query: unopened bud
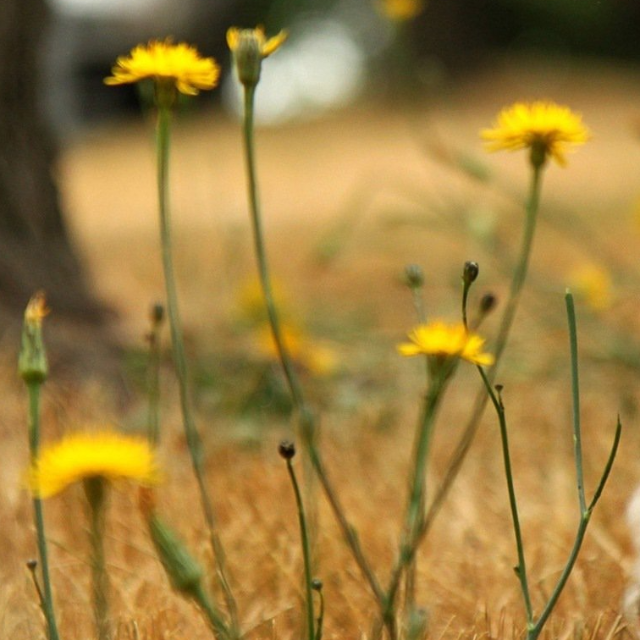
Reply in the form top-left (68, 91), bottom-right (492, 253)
top-left (278, 440), bottom-right (296, 460)
top-left (404, 264), bottom-right (424, 289)
top-left (479, 292), bottom-right (497, 315)
top-left (462, 261), bottom-right (479, 286)
top-left (227, 28), bottom-right (287, 88)
top-left (147, 514), bottom-right (204, 595)
top-left (18, 292), bottom-right (49, 384)
top-left (311, 578), bottom-right (323, 591)
top-left (151, 302), bottom-right (165, 325)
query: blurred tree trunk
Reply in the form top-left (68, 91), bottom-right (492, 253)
top-left (0, 0), bottom-right (118, 375)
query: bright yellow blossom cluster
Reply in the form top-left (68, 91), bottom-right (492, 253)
top-left (29, 430), bottom-right (160, 499)
top-left (398, 321), bottom-right (494, 367)
top-left (481, 101), bottom-right (590, 167)
top-left (104, 39), bottom-right (219, 96)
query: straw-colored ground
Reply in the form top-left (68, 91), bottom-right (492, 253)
top-left (3, 57), bottom-right (640, 639)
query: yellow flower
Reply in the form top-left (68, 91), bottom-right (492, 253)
top-left (104, 39), bottom-right (219, 96)
top-left (481, 101), bottom-right (590, 167)
top-left (377, 0), bottom-right (425, 21)
top-left (398, 321), bottom-right (494, 367)
top-left (226, 26), bottom-right (287, 86)
top-left (29, 430), bottom-right (160, 499)
top-left (257, 324), bottom-right (338, 377)
top-left (568, 264), bottom-right (612, 311)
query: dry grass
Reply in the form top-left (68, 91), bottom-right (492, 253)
top-left (3, 57), bottom-right (640, 639)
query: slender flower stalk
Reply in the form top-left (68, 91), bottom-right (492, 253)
top-left (478, 375), bottom-right (534, 625)
top-left (383, 321), bottom-right (494, 635)
top-left (84, 477), bottom-right (110, 640)
top-left (279, 441), bottom-right (315, 640)
top-left (155, 103), bottom-right (239, 638)
top-left (476, 292), bottom-right (621, 640)
top-left (410, 102), bottom-right (590, 566)
top-left (19, 294), bottom-right (61, 640)
top-left (229, 26), bottom-right (385, 614)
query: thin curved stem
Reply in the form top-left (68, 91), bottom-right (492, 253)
top-left (415, 162), bottom-right (545, 540)
top-left (28, 382), bottom-right (61, 640)
top-left (286, 458), bottom-right (316, 640)
top-left (239, 82), bottom-right (385, 617)
top-left (156, 105), bottom-right (238, 638)
top-left (478, 369), bottom-right (533, 625)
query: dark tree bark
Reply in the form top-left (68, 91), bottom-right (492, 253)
top-left (0, 0), bottom-right (119, 376)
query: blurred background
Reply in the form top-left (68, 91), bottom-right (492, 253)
top-left (3, 0), bottom-right (640, 381)
top-left (43, 0), bottom-right (640, 135)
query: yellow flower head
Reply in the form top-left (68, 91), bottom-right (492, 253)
top-left (398, 321), bottom-right (494, 367)
top-left (104, 39), bottom-right (220, 96)
top-left (29, 430), bottom-right (160, 499)
top-left (481, 101), bottom-right (590, 167)
top-left (377, 0), bottom-right (425, 21)
top-left (568, 264), bottom-right (612, 312)
top-left (257, 324), bottom-right (338, 377)
top-left (226, 26), bottom-right (287, 87)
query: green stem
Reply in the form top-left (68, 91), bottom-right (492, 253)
top-left (565, 292), bottom-right (587, 513)
top-left (411, 162), bottom-right (546, 547)
top-left (478, 370), bottom-right (533, 625)
top-left (85, 478), bottom-right (110, 640)
top-left (286, 458), bottom-right (316, 640)
top-left (241, 86), bottom-right (306, 414)
top-left (382, 367), bottom-right (450, 634)
top-left (192, 582), bottom-right (233, 640)
top-left (28, 382), bottom-right (61, 640)
top-left (156, 105), bottom-right (238, 637)
top-left (307, 445), bottom-right (386, 607)
top-left (527, 417), bottom-right (621, 640)
top-left (240, 81), bottom-right (384, 625)
top-left (526, 294), bottom-right (623, 640)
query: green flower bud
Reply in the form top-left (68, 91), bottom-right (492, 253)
top-left (147, 513), bottom-right (204, 595)
top-left (18, 292), bottom-right (49, 384)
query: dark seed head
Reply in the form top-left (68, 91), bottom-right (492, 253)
top-left (404, 264), bottom-right (424, 289)
top-left (479, 292), bottom-right (497, 315)
top-left (278, 440), bottom-right (296, 460)
top-left (463, 261), bottom-right (479, 286)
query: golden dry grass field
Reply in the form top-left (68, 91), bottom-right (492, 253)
top-left (3, 57), bottom-right (640, 639)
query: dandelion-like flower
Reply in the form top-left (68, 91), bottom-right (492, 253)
top-left (29, 430), bottom-right (160, 499)
top-left (481, 101), bottom-right (590, 167)
top-left (104, 39), bottom-right (220, 96)
top-left (377, 0), bottom-right (425, 21)
top-left (227, 26), bottom-right (287, 87)
top-left (398, 321), bottom-right (494, 367)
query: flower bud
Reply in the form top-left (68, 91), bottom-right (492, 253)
top-left (404, 264), bottom-right (424, 289)
top-left (18, 292), bottom-right (49, 384)
top-left (462, 261), bottom-right (479, 286)
top-left (147, 513), bottom-right (204, 595)
top-left (227, 27), bottom-right (287, 88)
top-left (278, 440), bottom-right (296, 460)
top-left (151, 302), bottom-right (165, 325)
top-left (479, 292), bottom-right (497, 315)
